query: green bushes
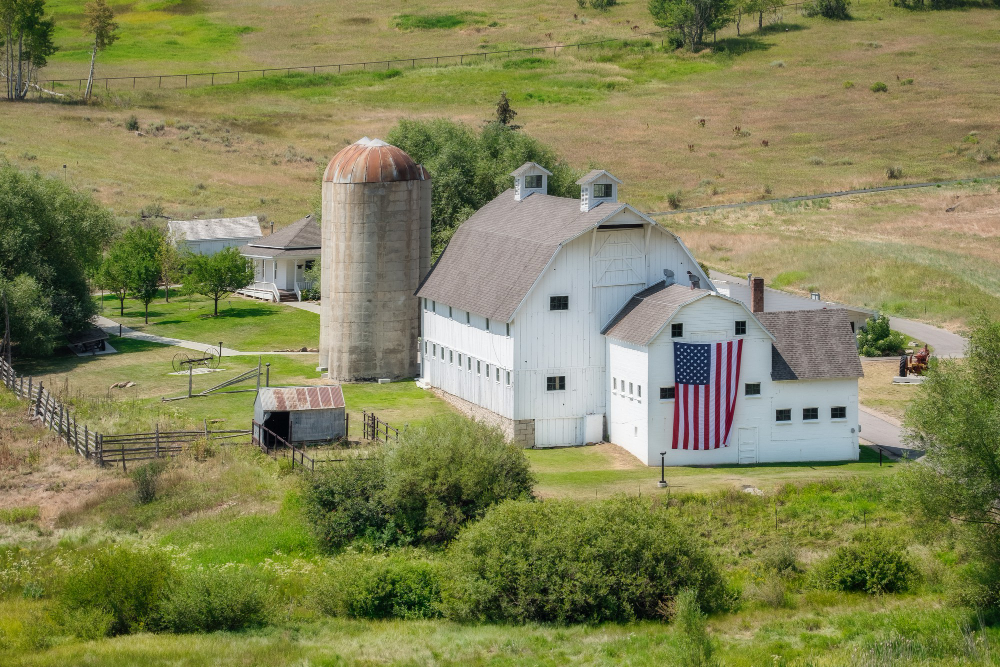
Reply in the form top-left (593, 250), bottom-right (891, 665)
top-left (444, 496), bottom-right (727, 623)
top-left (803, 0), bottom-right (851, 18)
top-left (871, 81), bottom-right (889, 93)
top-left (673, 588), bottom-right (716, 667)
top-left (316, 551), bottom-right (443, 620)
top-left (813, 530), bottom-right (918, 594)
top-left (131, 460), bottom-right (166, 505)
top-left (302, 416), bottom-right (534, 551)
top-left (156, 567), bottom-right (273, 633)
top-left (857, 313), bottom-right (907, 357)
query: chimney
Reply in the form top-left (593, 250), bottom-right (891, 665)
top-left (686, 271), bottom-right (701, 290)
top-left (663, 269), bottom-right (675, 287)
top-left (751, 277), bottom-right (765, 313)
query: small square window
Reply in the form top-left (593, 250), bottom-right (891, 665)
top-left (745, 382), bottom-right (761, 396)
top-left (629, 382), bottom-right (633, 395)
top-left (550, 295), bottom-right (569, 311)
top-left (776, 409), bottom-right (792, 422)
top-left (671, 323), bottom-right (684, 338)
top-left (449, 350), bottom-right (453, 364)
top-left (525, 174), bottom-right (543, 189)
top-left (831, 406), bottom-right (847, 420)
top-left (546, 376), bottom-right (566, 391)
top-left (735, 320), bottom-right (747, 336)
top-left (506, 371), bottom-right (511, 385)
top-left (477, 360), bottom-right (481, 375)
top-left (803, 407), bottom-right (819, 421)
top-left (660, 387), bottom-right (675, 400)
top-left (594, 183), bottom-right (613, 198)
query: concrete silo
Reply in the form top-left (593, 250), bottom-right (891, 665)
top-left (318, 137), bottom-right (431, 381)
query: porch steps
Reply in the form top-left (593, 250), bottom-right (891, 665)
top-left (277, 290), bottom-right (298, 303)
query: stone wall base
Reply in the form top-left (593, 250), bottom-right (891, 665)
top-left (428, 387), bottom-right (516, 441)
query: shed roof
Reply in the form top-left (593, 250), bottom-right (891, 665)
top-left (168, 216), bottom-right (262, 242)
top-left (256, 385), bottom-right (346, 411)
top-left (416, 190), bottom-right (698, 322)
top-left (241, 214), bottom-right (320, 259)
top-left (755, 310), bottom-right (864, 381)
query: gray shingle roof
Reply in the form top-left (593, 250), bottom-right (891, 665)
top-left (602, 282), bottom-right (710, 345)
top-left (168, 216), bottom-right (261, 242)
top-left (241, 214), bottom-right (320, 259)
top-left (511, 162), bottom-right (552, 177)
top-left (415, 190), bottom-right (624, 321)
top-left (755, 310), bottom-right (864, 381)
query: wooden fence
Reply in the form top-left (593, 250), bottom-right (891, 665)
top-left (0, 356), bottom-right (248, 468)
top-left (251, 420), bottom-right (322, 472)
top-left (361, 410), bottom-right (399, 443)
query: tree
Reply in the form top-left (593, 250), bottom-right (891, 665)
top-left (856, 313), bottom-right (906, 357)
top-left (122, 225), bottom-right (164, 324)
top-left (158, 234), bottom-right (184, 303)
top-left (493, 91), bottom-right (520, 129)
top-left (0, 0), bottom-right (57, 101)
top-left (0, 275), bottom-right (61, 356)
top-left (0, 163), bottom-right (114, 355)
top-left (902, 316), bottom-right (1000, 610)
top-left (386, 117), bottom-right (579, 257)
top-left (82, 0), bottom-right (118, 101)
top-left (648, 0), bottom-right (734, 51)
top-left (98, 241), bottom-right (130, 317)
top-left (185, 247), bottom-right (254, 316)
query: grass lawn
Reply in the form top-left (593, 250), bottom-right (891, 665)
top-left (859, 359), bottom-right (923, 421)
top-left (96, 290), bottom-right (319, 352)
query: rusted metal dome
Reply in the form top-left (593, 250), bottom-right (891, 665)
top-left (323, 137), bottom-right (429, 184)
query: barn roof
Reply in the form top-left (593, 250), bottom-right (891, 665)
top-left (755, 310), bottom-right (864, 381)
top-left (168, 216), bottom-right (262, 242)
top-left (256, 385), bottom-right (346, 411)
top-left (240, 214), bottom-right (320, 259)
top-left (416, 190), bottom-right (705, 322)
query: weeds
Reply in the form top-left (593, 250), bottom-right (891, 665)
top-left (871, 82), bottom-right (888, 93)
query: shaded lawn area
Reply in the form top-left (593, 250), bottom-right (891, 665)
top-left (96, 290), bottom-right (318, 352)
top-left (526, 443), bottom-right (894, 499)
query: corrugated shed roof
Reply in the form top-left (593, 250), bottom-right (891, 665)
top-left (602, 282), bottom-right (712, 345)
top-left (323, 137), bottom-right (429, 184)
top-left (755, 310), bottom-right (864, 381)
top-left (415, 190), bottom-right (622, 321)
top-left (241, 215), bottom-right (320, 258)
top-left (168, 217), bottom-right (262, 242)
top-left (257, 385), bottom-right (346, 411)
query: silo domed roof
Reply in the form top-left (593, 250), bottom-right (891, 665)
top-left (323, 137), bottom-right (429, 184)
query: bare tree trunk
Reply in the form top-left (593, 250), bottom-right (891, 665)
top-left (16, 31), bottom-right (23, 100)
top-left (85, 42), bottom-right (98, 100)
top-left (759, 11), bottom-right (763, 28)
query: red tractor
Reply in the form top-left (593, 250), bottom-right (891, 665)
top-left (899, 345), bottom-right (930, 377)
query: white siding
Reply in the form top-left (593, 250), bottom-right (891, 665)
top-left (607, 340), bottom-right (649, 462)
top-left (767, 379), bottom-right (859, 462)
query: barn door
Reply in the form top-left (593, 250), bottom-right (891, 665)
top-left (737, 427), bottom-right (757, 465)
top-left (592, 230), bottom-right (646, 287)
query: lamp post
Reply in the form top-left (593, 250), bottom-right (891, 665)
top-left (658, 451), bottom-right (668, 488)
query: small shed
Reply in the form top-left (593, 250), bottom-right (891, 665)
top-left (253, 385), bottom-right (346, 445)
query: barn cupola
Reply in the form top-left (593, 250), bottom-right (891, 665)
top-left (511, 162), bottom-right (552, 201)
top-left (576, 169), bottom-right (622, 212)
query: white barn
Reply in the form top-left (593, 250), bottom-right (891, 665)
top-left (415, 163), bottom-right (864, 466)
top-left (167, 216), bottom-right (262, 256)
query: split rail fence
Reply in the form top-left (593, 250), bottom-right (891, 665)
top-left (0, 357), bottom-right (248, 468)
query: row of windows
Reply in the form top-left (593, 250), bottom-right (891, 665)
top-left (655, 382), bottom-right (761, 401)
top-left (670, 320), bottom-right (748, 338)
top-left (424, 300), bottom-right (510, 336)
top-left (612, 377), bottom-right (641, 398)
top-left (425, 341), bottom-right (511, 385)
top-left (776, 406), bottom-right (847, 422)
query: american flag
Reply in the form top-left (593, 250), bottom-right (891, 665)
top-left (672, 340), bottom-right (744, 450)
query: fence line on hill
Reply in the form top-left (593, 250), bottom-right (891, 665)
top-left (0, 356), bottom-right (248, 469)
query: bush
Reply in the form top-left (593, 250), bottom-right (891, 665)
top-left (60, 545), bottom-right (173, 635)
top-left (857, 313), bottom-right (906, 357)
top-left (131, 460), bottom-right (166, 505)
top-left (759, 541), bottom-right (798, 574)
top-left (443, 496), bottom-right (728, 623)
top-left (302, 454), bottom-right (394, 552)
top-left (843, 80), bottom-right (854, 88)
top-left (870, 81), bottom-right (889, 93)
top-left (673, 588), bottom-right (717, 666)
top-left (125, 115), bottom-right (140, 132)
top-left (316, 551), bottom-right (443, 620)
top-left (813, 530), bottom-right (918, 594)
top-left (803, 0), bottom-right (851, 18)
top-left (667, 191), bottom-right (682, 209)
top-left (156, 567), bottom-right (273, 633)
top-left (886, 165), bottom-right (904, 179)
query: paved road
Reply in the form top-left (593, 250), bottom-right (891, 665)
top-left (889, 316), bottom-right (965, 358)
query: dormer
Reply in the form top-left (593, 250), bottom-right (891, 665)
top-left (511, 162), bottom-right (552, 201)
top-left (576, 169), bottom-right (622, 212)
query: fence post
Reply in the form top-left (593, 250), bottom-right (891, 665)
top-left (155, 423), bottom-right (160, 458)
top-left (85, 425), bottom-right (89, 461)
top-left (58, 404), bottom-right (64, 440)
top-left (35, 381), bottom-right (43, 420)
top-left (26, 377), bottom-right (32, 413)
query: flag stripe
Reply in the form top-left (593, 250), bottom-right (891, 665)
top-left (672, 340), bottom-right (744, 451)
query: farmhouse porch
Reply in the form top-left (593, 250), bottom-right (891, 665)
top-left (238, 214), bottom-right (320, 302)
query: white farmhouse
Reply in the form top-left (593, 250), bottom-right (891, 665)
top-left (415, 164), bottom-right (863, 466)
top-left (238, 214), bottom-right (320, 303)
top-left (167, 216), bottom-right (262, 256)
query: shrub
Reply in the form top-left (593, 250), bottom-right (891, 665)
top-left (125, 115), bottom-right (140, 132)
top-left (316, 551), bottom-right (443, 620)
top-left (813, 530), bottom-right (918, 594)
top-left (843, 80), bottom-right (854, 88)
top-left (900, 78), bottom-right (914, 85)
top-left (803, 0), bottom-right (851, 18)
top-left (870, 81), bottom-right (888, 93)
top-left (759, 541), bottom-right (798, 574)
top-left (301, 454), bottom-right (394, 552)
top-left (443, 496), bottom-right (727, 623)
top-left (807, 156), bottom-right (826, 166)
top-left (743, 572), bottom-right (793, 609)
top-left (60, 545), bottom-right (174, 635)
top-left (857, 313), bottom-right (906, 357)
top-left (131, 460), bottom-right (166, 505)
top-left (673, 588), bottom-right (717, 666)
top-left (156, 567), bottom-right (273, 633)
top-left (667, 191), bottom-right (682, 209)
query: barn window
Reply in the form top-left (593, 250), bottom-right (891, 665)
top-left (803, 407), bottom-right (819, 421)
top-left (660, 386), bottom-right (675, 400)
top-left (486, 363), bottom-right (491, 377)
top-left (432, 343), bottom-right (437, 357)
top-left (424, 340), bottom-right (428, 353)
top-left (735, 320), bottom-right (747, 336)
top-left (495, 367), bottom-right (500, 382)
top-left (506, 322), bottom-right (511, 336)
top-left (546, 376), bottom-right (566, 391)
top-left (440, 346), bottom-right (445, 360)
top-left (745, 382), bottom-right (761, 396)
top-left (486, 318), bottom-right (490, 331)
top-left (458, 353), bottom-right (463, 366)
top-left (466, 311), bottom-right (471, 324)
top-left (594, 183), bottom-right (613, 198)
top-left (506, 370), bottom-right (511, 385)
top-left (629, 382), bottom-right (633, 395)
top-left (477, 360), bottom-right (481, 375)
top-left (550, 295), bottom-right (569, 311)
top-left (449, 306), bottom-right (453, 319)
top-left (637, 385), bottom-right (641, 398)
top-left (831, 406), bottom-right (847, 419)
top-left (613, 377), bottom-right (617, 391)
top-left (449, 350), bottom-right (453, 364)
top-left (671, 323), bottom-right (683, 338)
top-left (775, 409), bottom-right (792, 422)
top-left (525, 174), bottom-right (543, 189)
top-left (468, 357), bottom-right (472, 371)
top-left (432, 300), bottom-right (436, 312)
